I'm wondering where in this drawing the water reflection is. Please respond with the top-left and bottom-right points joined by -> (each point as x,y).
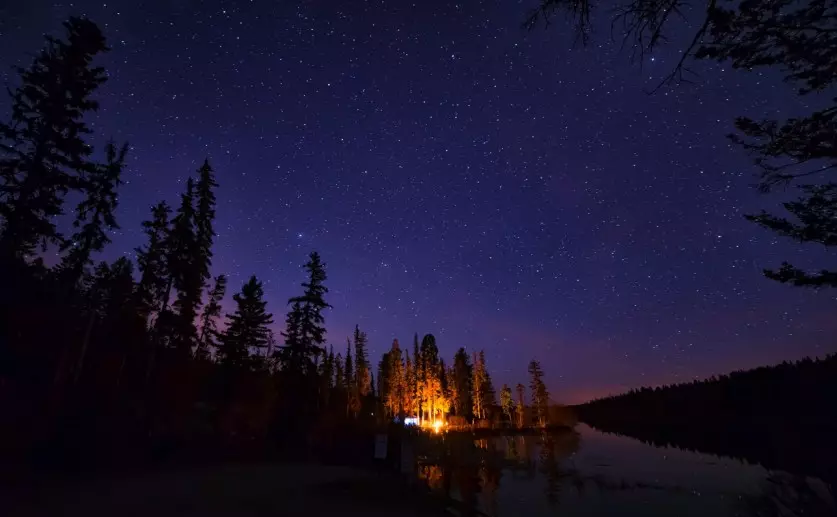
741,473 -> 836,517
415,425 -> 835,517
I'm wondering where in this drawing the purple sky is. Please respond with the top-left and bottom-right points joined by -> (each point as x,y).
2,1 -> 835,403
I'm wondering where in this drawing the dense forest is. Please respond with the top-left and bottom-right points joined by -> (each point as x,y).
0,18 -> 558,478
577,354 -> 837,485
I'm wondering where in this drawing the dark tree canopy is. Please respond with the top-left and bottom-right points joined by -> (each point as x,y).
196,274 -> 227,360
528,0 -> 837,287
219,275 -> 273,368
746,184 -> 837,287
167,177 -> 201,352
452,347 -> 474,419
194,159 -> 218,287
135,201 -> 172,319
279,252 -> 331,375
0,17 -> 108,259
59,140 -> 128,285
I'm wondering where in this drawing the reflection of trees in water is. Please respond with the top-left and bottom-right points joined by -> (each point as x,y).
538,432 -> 565,505
741,473 -> 836,517
419,464 -> 445,491
578,355 -> 837,490
418,431 -> 836,517
419,431 -> 581,515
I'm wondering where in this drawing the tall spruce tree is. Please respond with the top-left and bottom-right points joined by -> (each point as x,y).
500,384 -> 514,424
528,359 -> 549,427
135,201 -> 171,320
386,339 -> 405,418
219,275 -> 273,368
0,18 -> 108,260
419,334 -> 440,421
378,350 -> 391,413
404,350 -> 415,418
344,339 -> 354,391
279,301 -> 302,365
194,159 -> 217,288
412,333 -> 421,418
334,352 -> 345,390
354,324 -> 370,396
280,252 -> 330,375
482,366 -> 497,409
472,350 -> 486,420
195,274 -> 226,360
59,141 -> 127,286
167,178 -> 202,353
452,347 -> 474,419
344,339 -> 355,416
516,383 -> 526,428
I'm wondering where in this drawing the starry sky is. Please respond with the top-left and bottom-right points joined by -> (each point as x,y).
2,1 -> 835,403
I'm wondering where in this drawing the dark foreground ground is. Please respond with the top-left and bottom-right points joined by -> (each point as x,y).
5,463 -> 449,517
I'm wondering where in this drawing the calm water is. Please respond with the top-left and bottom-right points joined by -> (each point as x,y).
416,424 -> 834,517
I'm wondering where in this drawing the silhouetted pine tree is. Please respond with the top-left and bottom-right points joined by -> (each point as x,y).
412,333 -> 421,417
334,352 -> 345,390
354,325 -> 370,396
135,201 -> 171,320
59,141 -> 128,286
500,384 -> 513,423
473,350 -> 486,419
452,347 -> 474,419
195,274 -> 226,360
439,357 -> 449,413
482,368 -> 497,409
378,350 -> 391,412
279,300 -> 302,365
419,334 -> 440,421
404,350 -> 415,417
0,18 -> 108,261
344,339 -> 355,416
219,275 -> 273,368
193,159 -> 217,288
528,359 -> 549,427
167,178 -> 201,353
383,340 -> 405,418
746,184 -> 837,287
280,252 -> 330,375
516,383 -> 526,428
344,340 -> 354,391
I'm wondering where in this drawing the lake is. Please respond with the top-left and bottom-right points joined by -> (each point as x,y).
415,424 -> 835,517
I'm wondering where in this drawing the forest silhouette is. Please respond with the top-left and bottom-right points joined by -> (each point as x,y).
578,354 -> 837,486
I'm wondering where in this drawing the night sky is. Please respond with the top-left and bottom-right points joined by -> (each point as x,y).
2,1 -> 835,403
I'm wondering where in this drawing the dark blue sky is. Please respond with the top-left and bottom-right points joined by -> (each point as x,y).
2,0 -> 835,402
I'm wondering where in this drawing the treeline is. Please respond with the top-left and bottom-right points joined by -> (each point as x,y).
0,18 -> 348,470
577,354 -> 837,485
374,340 -> 554,429
0,19 -> 557,475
